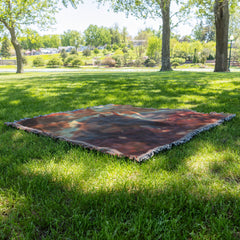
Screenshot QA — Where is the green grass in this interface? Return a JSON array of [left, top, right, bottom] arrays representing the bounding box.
[[0, 71, 239, 239]]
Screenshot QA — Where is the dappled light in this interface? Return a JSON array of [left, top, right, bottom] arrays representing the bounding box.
[[0, 71, 239, 239]]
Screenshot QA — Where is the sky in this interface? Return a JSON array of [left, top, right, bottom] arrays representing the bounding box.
[[40, 1, 195, 37]]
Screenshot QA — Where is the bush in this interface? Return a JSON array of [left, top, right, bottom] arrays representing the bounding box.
[[103, 49, 108, 55], [170, 58, 185, 65], [106, 45, 112, 51], [71, 57, 83, 67], [123, 53, 130, 67], [82, 49, 91, 57], [47, 57, 63, 68], [94, 58, 101, 66], [33, 56, 45, 67], [122, 47, 128, 53], [70, 48, 78, 55], [64, 56, 83, 67], [102, 57, 116, 67], [133, 58, 143, 67], [114, 49, 124, 56], [171, 62, 180, 68], [112, 55, 123, 67], [64, 56, 75, 66], [112, 44, 119, 51], [144, 58, 156, 67], [60, 49, 68, 60], [200, 56, 207, 64], [94, 48, 99, 54]]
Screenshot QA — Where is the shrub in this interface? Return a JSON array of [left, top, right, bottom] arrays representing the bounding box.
[[123, 53, 130, 67], [82, 49, 91, 57], [47, 57, 62, 68], [60, 49, 68, 60], [103, 49, 108, 55], [122, 47, 128, 53], [170, 58, 185, 65], [94, 48, 99, 54], [94, 58, 101, 66], [71, 57, 83, 67], [33, 56, 45, 67], [102, 57, 116, 67], [70, 48, 78, 55], [106, 45, 112, 51], [114, 49, 124, 55], [133, 58, 143, 67], [64, 56, 75, 66], [144, 58, 156, 67], [129, 43, 134, 50], [200, 56, 207, 64], [112, 55, 123, 67], [126, 60, 134, 67], [171, 62, 180, 68], [112, 44, 119, 51]]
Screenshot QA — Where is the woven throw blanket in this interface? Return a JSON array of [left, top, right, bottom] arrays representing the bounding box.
[[5, 104, 235, 162]]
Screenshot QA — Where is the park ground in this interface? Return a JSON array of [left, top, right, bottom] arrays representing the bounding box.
[[0, 71, 240, 239]]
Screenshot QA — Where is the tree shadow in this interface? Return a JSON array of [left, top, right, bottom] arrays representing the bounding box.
[[1, 148, 240, 239], [0, 71, 240, 239]]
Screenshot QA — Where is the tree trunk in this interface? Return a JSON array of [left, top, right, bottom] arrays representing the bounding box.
[[214, 0, 229, 72], [160, 0, 172, 71], [9, 27, 24, 73]]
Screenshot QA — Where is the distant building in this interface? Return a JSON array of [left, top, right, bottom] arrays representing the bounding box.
[[78, 45, 89, 52], [39, 48, 58, 54], [24, 50, 41, 55], [132, 40, 147, 47], [58, 46, 75, 53]]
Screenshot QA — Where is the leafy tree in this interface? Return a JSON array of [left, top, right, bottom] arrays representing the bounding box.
[[180, 35, 192, 42], [229, 5, 240, 40], [146, 36, 162, 63], [121, 27, 128, 44], [188, 0, 239, 72], [41, 34, 61, 48], [1, 36, 11, 59], [84, 25, 111, 47], [109, 24, 121, 45], [0, 0, 82, 73], [61, 30, 83, 49], [193, 21, 215, 42], [134, 28, 154, 43], [21, 29, 42, 51], [96, 0, 178, 71], [0, 0, 59, 73]]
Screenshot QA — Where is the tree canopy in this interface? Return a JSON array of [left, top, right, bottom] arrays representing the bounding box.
[[84, 25, 111, 47], [96, 0, 184, 71], [61, 30, 83, 49], [0, 0, 82, 73]]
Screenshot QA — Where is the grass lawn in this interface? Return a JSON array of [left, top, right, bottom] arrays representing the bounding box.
[[0, 71, 239, 239]]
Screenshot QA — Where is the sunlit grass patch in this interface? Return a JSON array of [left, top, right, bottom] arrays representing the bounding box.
[[0, 71, 239, 239]]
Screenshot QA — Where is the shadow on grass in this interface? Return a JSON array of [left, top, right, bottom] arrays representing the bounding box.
[[0, 71, 240, 239], [1, 143, 240, 239], [1, 71, 239, 164], [1, 71, 239, 169]]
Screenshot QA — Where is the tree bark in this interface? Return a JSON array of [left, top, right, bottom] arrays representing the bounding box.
[[214, 0, 229, 72], [160, 0, 172, 71], [9, 27, 24, 73]]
